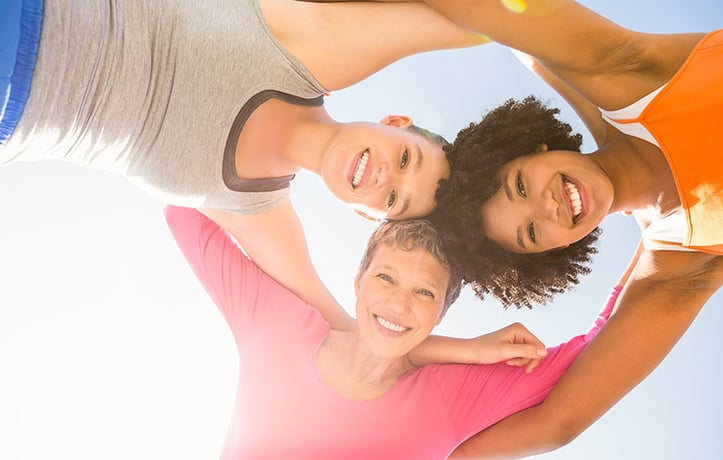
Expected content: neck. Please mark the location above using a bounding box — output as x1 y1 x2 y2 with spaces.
318 326 413 401
236 98 338 178
273 102 337 174
593 137 673 213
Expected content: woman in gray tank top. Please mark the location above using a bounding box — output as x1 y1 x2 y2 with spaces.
1 0 488 330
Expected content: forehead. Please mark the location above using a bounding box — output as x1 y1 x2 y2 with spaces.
510 149 578 168
480 183 525 253
368 244 449 284
396 137 450 219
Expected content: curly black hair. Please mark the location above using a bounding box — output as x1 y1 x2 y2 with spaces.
430 96 601 309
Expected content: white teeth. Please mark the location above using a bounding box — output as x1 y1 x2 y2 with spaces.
352 151 369 188
375 315 408 333
564 180 583 220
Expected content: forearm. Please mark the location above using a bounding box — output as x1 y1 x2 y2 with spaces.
453 250 723 458
512 51 610 147
410 323 548 370
421 0 673 111
421 1 627 67
411 335 477 366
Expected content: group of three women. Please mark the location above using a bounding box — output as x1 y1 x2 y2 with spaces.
2 0 721 457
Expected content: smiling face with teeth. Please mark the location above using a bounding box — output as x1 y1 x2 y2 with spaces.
480 149 614 254
354 243 450 359
318 115 450 221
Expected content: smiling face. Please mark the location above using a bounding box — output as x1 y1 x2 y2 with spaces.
319 116 450 220
354 244 450 359
480 149 614 254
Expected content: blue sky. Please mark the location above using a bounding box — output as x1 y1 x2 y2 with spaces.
0 1 721 459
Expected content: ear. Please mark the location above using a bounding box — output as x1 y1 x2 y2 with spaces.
535 143 549 153
379 115 413 129
354 274 361 297
354 209 380 222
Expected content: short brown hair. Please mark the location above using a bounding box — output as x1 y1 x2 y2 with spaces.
358 219 462 312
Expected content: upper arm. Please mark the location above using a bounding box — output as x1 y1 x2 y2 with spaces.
165 206 265 330
200 204 353 330
263 0 486 90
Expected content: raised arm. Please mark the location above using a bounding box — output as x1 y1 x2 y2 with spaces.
450 246 723 459
511 51 612 148
418 0 701 110
265 0 486 91
201 204 354 330
204 205 549 366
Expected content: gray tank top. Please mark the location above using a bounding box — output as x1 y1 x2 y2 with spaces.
1 0 326 214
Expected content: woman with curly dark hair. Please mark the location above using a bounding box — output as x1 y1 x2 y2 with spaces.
424 1 723 312
431 96 600 308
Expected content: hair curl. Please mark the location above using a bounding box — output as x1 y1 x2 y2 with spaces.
430 96 600 309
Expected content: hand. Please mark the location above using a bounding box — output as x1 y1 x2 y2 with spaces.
470 323 548 373
408 323 547 368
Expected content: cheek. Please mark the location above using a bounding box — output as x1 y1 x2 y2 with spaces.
321 173 346 200
540 222 575 249
481 201 513 245
419 304 444 329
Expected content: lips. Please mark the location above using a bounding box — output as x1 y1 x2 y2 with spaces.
374 314 409 333
351 150 369 188
562 175 586 224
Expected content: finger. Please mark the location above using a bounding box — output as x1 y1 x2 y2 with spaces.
505 357 530 367
506 357 544 373
525 358 543 374
507 323 546 348
503 343 548 361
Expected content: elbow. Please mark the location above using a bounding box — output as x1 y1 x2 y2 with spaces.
543 416 588 450
524 427 582 459
551 426 582 449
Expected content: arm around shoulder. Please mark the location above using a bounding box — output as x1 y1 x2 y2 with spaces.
451 248 723 459
267 0 484 91
200 203 353 330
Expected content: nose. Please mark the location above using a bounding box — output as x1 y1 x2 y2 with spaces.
385 290 412 314
373 163 389 188
538 188 559 221
374 162 401 189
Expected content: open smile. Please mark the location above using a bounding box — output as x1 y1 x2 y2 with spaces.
374 314 410 334
562 175 587 224
351 150 370 189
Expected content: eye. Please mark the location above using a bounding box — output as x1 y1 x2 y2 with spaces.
387 190 397 209
400 149 409 169
376 273 393 283
527 222 536 244
418 288 435 299
516 171 527 197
